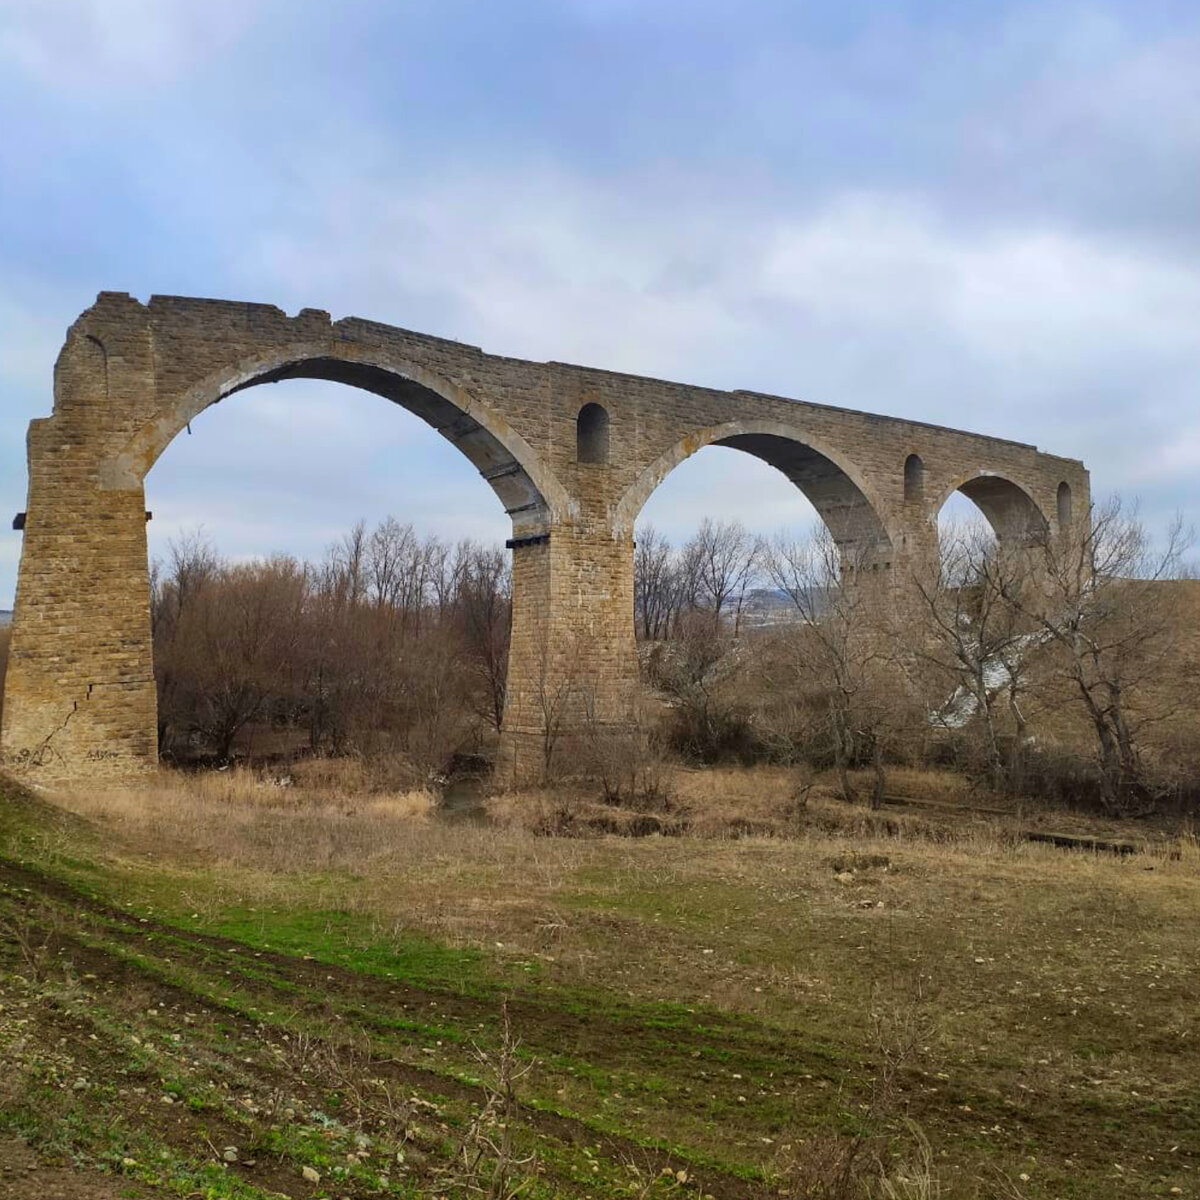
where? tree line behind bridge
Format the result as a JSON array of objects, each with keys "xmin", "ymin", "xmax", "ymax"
[{"xmin": 75, "ymin": 500, "xmax": 1198, "ymax": 818}]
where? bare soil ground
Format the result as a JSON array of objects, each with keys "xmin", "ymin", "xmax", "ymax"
[{"xmin": 0, "ymin": 1135, "xmax": 159, "ymax": 1199}]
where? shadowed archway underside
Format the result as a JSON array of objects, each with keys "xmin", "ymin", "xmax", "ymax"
[
  {"xmin": 951, "ymin": 474, "xmax": 1050, "ymax": 542},
  {"xmin": 716, "ymin": 432, "xmax": 893, "ymax": 560}
]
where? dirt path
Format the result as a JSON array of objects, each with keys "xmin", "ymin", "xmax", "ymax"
[{"xmin": 0, "ymin": 1138, "xmax": 161, "ymax": 1199}]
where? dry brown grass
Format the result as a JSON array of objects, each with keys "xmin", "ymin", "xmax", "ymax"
[
  {"xmin": 26, "ymin": 761, "xmax": 1200, "ymax": 1198},
  {"xmin": 46, "ymin": 766, "xmax": 1200, "ymax": 997},
  {"xmin": 17, "ymin": 758, "xmax": 1200, "ymax": 1199},
  {"xmin": 56, "ymin": 762, "xmax": 437, "ymax": 872},
  {"xmin": 486, "ymin": 762, "xmax": 1179, "ymax": 851}
]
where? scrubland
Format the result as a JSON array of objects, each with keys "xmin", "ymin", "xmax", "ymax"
[
  {"xmin": 1, "ymin": 764, "xmax": 1197, "ymax": 1199},
  {"xmin": 2, "ymin": 505, "xmax": 1198, "ymax": 1195}
]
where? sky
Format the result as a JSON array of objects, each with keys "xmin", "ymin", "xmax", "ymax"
[{"xmin": 2, "ymin": 0, "xmax": 1199, "ymax": 604}]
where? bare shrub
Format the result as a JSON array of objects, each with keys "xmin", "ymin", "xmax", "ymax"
[
  {"xmin": 771, "ymin": 1130, "xmax": 874, "ymax": 1199},
  {"xmin": 763, "ymin": 529, "xmax": 922, "ymax": 807},
  {"xmin": 1002, "ymin": 499, "xmax": 1193, "ymax": 814},
  {"xmin": 0, "ymin": 903, "xmax": 65, "ymax": 988},
  {"xmin": 276, "ymin": 1026, "xmax": 415, "ymax": 1143},
  {"xmin": 650, "ymin": 611, "xmax": 758, "ymax": 763},
  {"xmin": 438, "ymin": 1001, "xmax": 538, "ymax": 1199},
  {"xmin": 770, "ymin": 986, "xmax": 942, "ymax": 1199},
  {"xmin": 152, "ymin": 523, "xmax": 510, "ymax": 776},
  {"xmin": 579, "ymin": 693, "xmax": 674, "ymax": 810}
]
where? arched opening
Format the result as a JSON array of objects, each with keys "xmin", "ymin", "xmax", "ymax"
[
  {"xmin": 112, "ymin": 352, "xmax": 563, "ymax": 538},
  {"xmin": 146, "ymin": 376, "xmax": 511, "ymax": 576},
  {"xmin": 618, "ymin": 423, "xmax": 893, "ymax": 563},
  {"xmin": 1057, "ymin": 481, "xmax": 1073, "ymax": 528},
  {"xmin": 936, "ymin": 473, "xmax": 1049, "ymax": 544},
  {"xmin": 904, "ymin": 453, "xmax": 925, "ymax": 502},
  {"xmin": 715, "ymin": 432, "xmax": 892, "ymax": 562},
  {"xmin": 137, "ymin": 360, "xmax": 560, "ymax": 767},
  {"xmin": 635, "ymin": 444, "xmax": 826, "ymax": 637},
  {"xmin": 623, "ymin": 423, "xmax": 893, "ymax": 639},
  {"xmin": 576, "ymin": 402, "xmax": 610, "ymax": 465},
  {"xmin": 638, "ymin": 443, "xmax": 825, "ymax": 542}
]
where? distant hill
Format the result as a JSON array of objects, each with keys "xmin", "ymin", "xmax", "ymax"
[
  {"xmin": 740, "ymin": 587, "xmax": 829, "ymax": 628},
  {"xmin": 0, "ymin": 611, "xmax": 11, "ymax": 627}
]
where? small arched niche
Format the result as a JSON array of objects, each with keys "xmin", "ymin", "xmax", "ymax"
[
  {"xmin": 903, "ymin": 453, "xmax": 925, "ymax": 502},
  {"xmin": 1057, "ymin": 481, "xmax": 1073, "ymax": 527},
  {"xmin": 577, "ymin": 402, "xmax": 610, "ymax": 465}
]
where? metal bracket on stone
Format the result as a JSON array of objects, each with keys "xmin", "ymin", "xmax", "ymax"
[
  {"xmin": 482, "ymin": 462, "xmax": 523, "ymax": 483},
  {"xmin": 504, "ymin": 502, "xmax": 541, "ymax": 517},
  {"xmin": 505, "ymin": 533, "xmax": 550, "ymax": 550},
  {"xmin": 12, "ymin": 511, "xmax": 150, "ymax": 529}
]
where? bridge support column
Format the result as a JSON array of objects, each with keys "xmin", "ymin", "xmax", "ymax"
[
  {"xmin": 1, "ymin": 445, "xmax": 157, "ymax": 783},
  {"xmin": 1, "ymin": 297, "xmax": 160, "ymax": 785},
  {"xmin": 497, "ymin": 526, "xmax": 638, "ymax": 786},
  {"xmin": 892, "ymin": 518, "xmax": 941, "ymax": 606}
]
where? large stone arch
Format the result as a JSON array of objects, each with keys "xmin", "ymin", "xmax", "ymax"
[
  {"xmin": 0, "ymin": 295, "xmax": 574, "ymax": 783},
  {"xmin": 934, "ymin": 470, "xmax": 1050, "ymax": 542},
  {"xmin": 104, "ymin": 347, "xmax": 572, "ymax": 536},
  {"xmin": 1, "ymin": 291, "xmax": 1092, "ymax": 787},
  {"xmin": 614, "ymin": 419, "xmax": 896, "ymax": 566}
]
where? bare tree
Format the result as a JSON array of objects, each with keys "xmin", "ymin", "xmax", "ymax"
[
  {"xmin": 1001, "ymin": 497, "xmax": 1191, "ymax": 813},
  {"xmin": 685, "ymin": 518, "xmax": 761, "ymax": 633},
  {"xmin": 366, "ymin": 516, "xmax": 418, "ymax": 612},
  {"xmin": 534, "ymin": 631, "xmax": 581, "ymax": 781},
  {"xmin": 457, "ymin": 543, "xmax": 512, "ymax": 733},
  {"xmin": 910, "ymin": 521, "xmax": 1035, "ymax": 793},
  {"xmin": 764, "ymin": 528, "xmax": 908, "ymax": 807},
  {"xmin": 333, "ymin": 519, "xmax": 369, "ymax": 610},
  {"xmin": 160, "ymin": 556, "xmax": 308, "ymax": 759},
  {"xmin": 153, "ymin": 530, "xmax": 220, "ymax": 752},
  {"xmin": 429, "ymin": 536, "xmax": 468, "ymax": 621},
  {"xmin": 633, "ymin": 524, "xmax": 681, "ymax": 641}
]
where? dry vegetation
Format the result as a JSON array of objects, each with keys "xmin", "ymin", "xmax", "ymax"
[
  {"xmin": 2, "ymin": 499, "xmax": 1199, "ymax": 1197},
  {"xmin": 638, "ymin": 502, "xmax": 1199, "ymax": 818},
  {"xmin": 152, "ymin": 521, "xmax": 509, "ymax": 775},
  {"xmin": 138, "ymin": 500, "xmax": 1199, "ymax": 823},
  {"xmin": 3, "ymin": 767, "xmax": 1198, "ymax": 1198}
]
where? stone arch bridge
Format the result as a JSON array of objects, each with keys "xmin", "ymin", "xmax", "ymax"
[{"xmin": 0, "ymin": 293, "xmax": 1089, "ymax": 783}]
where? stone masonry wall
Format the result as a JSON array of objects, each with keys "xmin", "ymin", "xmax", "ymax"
[{"xmin": 0, "ymin": 293, "xmax": 1091, "ymax": 784}]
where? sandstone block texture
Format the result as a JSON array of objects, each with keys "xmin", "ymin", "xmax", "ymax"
[{"xmin": 0, "ymin": 293, "xmax": 1090, "ymax": 784}]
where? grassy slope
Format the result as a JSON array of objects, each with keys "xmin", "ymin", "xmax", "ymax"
[{"xmin": 1, "ymin": 774, "xmax": 1198, "ymax": 1199}]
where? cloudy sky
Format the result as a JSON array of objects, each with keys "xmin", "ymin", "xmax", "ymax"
[{"xmin": 2, "ymin": 0, "xmax": 1198, "ymax": 605}]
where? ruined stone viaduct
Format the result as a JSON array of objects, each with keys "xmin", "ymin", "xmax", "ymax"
[{"xmin": 0, "ymin": 292, "xmax": 1089, "ymax": 783}]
